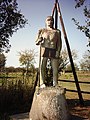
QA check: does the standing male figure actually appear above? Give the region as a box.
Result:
[36,16,62,88]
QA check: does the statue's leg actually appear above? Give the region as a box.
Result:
[40,57,47,86]
[51,59,59,86]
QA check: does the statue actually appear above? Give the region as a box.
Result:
[36,16,62,88]
[29,19,69,119]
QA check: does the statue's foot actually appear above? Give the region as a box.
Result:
[40,84,46,88]
[53,83,58,87]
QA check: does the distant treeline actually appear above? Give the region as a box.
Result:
[0,67,37,73]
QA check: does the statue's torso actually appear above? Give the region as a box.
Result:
[39,28,60,58]
[40,28,59,49]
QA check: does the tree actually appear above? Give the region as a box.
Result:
[72,0,90,46]
[79,50,90,71]
[59,48,78,72]
[18,49,37,73]
[0,53,6,71]
[0,0,27,53]
[65,63,79,72]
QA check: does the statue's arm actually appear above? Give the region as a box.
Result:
[35,29,43,45]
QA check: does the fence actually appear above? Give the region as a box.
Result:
[58,79,90,94]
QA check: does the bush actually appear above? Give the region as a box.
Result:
[0,77,35,115]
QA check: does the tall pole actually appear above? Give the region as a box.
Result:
[54,0,84,106]
[55,0,58,29]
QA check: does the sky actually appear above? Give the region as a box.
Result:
[5,0,90,68]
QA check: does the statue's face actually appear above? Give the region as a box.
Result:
[46,16,54,27]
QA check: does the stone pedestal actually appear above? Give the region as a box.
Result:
[29,86,69,120]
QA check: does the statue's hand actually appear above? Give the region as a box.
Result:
[56,51,60,58]
[36,37,43,45]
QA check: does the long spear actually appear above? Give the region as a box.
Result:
[53,0,84,106]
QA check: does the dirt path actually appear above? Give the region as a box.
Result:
[67,99,90,120]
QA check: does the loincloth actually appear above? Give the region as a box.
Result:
[41,47,56,58]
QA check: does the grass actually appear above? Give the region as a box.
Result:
[59,71,90,99]
[0,71,90,119]
[0,71,36,117]
[0,71,90,100]
[59,71,90,119]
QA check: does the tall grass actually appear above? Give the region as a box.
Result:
[0,71,36,116]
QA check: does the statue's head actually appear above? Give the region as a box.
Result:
[45,16,54,27]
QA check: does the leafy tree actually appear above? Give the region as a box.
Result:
[79,50,90,71]
[72,0,90,46]
[18,49,37,73]
[5,66,15,72]
[0,53,6,71]
[0,0,27,53]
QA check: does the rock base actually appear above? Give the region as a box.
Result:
[29,86,69,120]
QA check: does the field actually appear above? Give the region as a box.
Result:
[59,71,90,119]
[0,71,90,119]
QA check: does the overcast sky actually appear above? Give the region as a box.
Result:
[5,0,90,67]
